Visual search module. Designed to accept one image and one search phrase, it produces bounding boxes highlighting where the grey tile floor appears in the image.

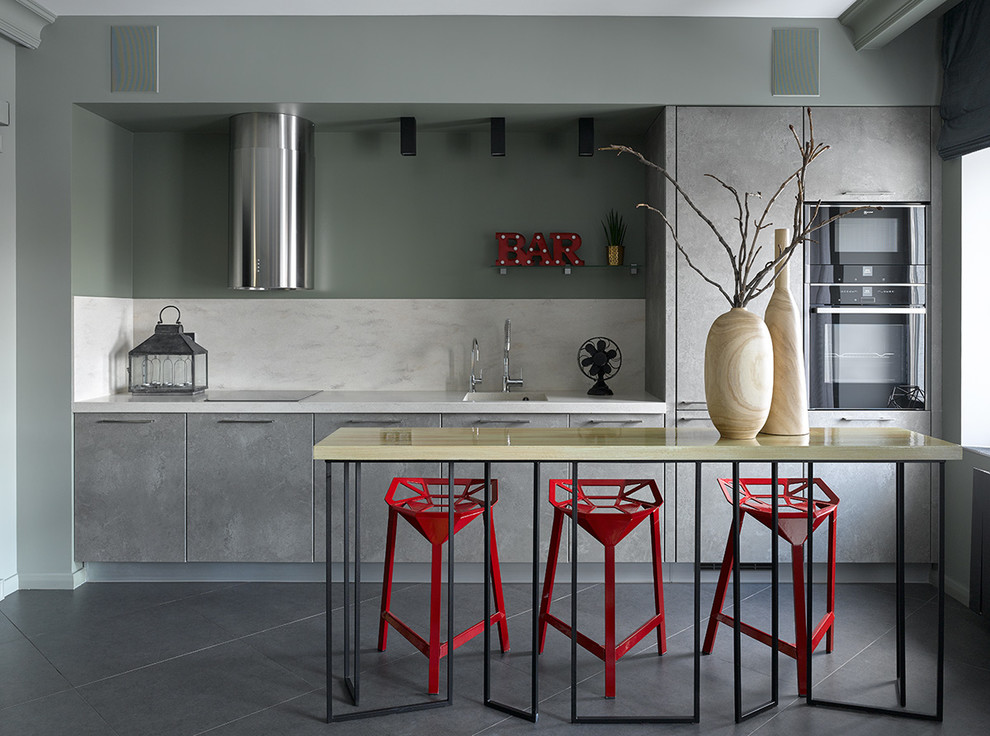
[1,580,988,735]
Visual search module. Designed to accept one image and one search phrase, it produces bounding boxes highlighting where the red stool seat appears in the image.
[702,477,839,696]
[538,479,667,698]
[378,477,510,695]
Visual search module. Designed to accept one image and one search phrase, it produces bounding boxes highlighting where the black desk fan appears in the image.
[578,337,622,396]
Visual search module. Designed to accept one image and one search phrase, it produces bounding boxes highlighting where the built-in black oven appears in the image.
[805,203,928,410]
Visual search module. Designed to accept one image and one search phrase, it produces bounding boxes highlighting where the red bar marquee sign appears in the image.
[495,232,585,267]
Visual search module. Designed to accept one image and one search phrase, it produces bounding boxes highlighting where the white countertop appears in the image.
[73,389,667,414]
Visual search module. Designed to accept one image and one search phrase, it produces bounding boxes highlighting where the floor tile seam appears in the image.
[0,683,77,718]
[64,684,128,736]
[469,669,602,735]
[189,687,322,735]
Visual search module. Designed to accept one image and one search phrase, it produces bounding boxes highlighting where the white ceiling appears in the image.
[40,1,858,19]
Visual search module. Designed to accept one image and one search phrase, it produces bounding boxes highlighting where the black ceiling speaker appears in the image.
[578,117,595,157]
[400,117,417,156]
[491,117,506,157]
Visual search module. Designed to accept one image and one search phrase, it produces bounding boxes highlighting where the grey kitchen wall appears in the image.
[17,14,943,586]
[1,36,17,597]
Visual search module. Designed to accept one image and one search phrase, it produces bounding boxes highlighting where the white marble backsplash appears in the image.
[73,297,133,401]
[74,298,646,396]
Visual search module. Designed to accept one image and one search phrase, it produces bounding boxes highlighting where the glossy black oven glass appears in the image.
[808,307,925,410]
[806,204,925,267]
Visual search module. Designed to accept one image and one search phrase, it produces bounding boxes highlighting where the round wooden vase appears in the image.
[761,230,809,436]
[704,308,773,440]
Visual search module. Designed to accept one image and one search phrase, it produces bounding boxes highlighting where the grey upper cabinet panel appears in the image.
[675,107,805,405]
[74,413,186,562]
[187,413,314,562]
[314,413,441,564]
[805,107,932,203]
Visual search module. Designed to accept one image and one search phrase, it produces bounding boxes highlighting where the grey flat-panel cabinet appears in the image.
[74,413,186,562]
[314,413,441,564]
[807,410,932,563]
[674,107,805,407]
[441,413,568,564]
[805,107,932,203]
[672,412,805,564]
[567,413,670,562]
[186,413,314,562]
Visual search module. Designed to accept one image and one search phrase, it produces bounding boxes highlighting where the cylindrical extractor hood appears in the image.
[229,112,315,290]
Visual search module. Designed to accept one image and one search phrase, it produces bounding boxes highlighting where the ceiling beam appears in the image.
[840,0,954,50]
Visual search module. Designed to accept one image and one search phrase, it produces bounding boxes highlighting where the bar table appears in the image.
[314,425,960,724]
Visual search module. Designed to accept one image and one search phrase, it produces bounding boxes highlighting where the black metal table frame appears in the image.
[323,456,946,725]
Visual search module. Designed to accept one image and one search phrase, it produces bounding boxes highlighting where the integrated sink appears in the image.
[462,391,548,402]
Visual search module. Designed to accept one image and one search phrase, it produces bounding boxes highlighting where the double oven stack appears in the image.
[805,203,928,411]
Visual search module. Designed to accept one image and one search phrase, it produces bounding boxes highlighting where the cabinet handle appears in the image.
[677,401,707,407]
[677,417,711,423]
[584,419,644,425]
[345,419,402,425]
[96,418,155,424]
[473,419,531,425]
[217,419,276,424]
[839,416,892,422]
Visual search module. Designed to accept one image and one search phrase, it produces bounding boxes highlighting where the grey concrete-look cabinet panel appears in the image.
[568,413,670,563]
[672,412,805,564]
[74,413,186,562]
[675,107,805,406]
[186,414,314,562]
[441,413,568,564]
[314,413,441,564]
[807,410,931,563]
[805,107,932,203]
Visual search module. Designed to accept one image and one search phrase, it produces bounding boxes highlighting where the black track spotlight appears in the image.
[578,117,595,157]
[400,116,417,156]
[490,117,506,157]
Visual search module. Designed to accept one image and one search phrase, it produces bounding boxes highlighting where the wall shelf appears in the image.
[494,264,640,276]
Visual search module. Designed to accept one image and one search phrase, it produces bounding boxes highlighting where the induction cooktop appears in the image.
[205,390,321,402]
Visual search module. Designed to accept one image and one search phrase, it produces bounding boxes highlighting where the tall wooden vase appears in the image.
[761,229,809,436]
[704,307,773,440]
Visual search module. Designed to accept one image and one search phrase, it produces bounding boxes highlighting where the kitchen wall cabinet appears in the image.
[804,107,932,203]
[313,413,441,564]
[567,413,671,562]
[186,414,314,562]
[74,414,186,562]
[674,106,806,408]
[441,413,569,564]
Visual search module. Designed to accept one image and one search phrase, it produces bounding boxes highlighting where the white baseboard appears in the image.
[17,567,87,590]
[0,573,19,600]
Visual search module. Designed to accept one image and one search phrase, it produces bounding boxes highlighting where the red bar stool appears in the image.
[702,477,839,696]
[538,479,667,698]
[378,477,510,695]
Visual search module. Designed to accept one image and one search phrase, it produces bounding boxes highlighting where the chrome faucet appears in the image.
[469,338,483,392]
[502,319,524,392]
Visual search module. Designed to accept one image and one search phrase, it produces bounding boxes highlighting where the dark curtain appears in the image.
[938,0,990,159]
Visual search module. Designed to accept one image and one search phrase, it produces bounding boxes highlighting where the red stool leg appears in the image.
[378,507,399,651]
[826,510,837,653]
[791,542,809,697]
[538,508,566,653]
[650,507,667,655]
[702,515,744,654]
[604,543,617,698]
[488,510,511,653]
[428,540,443,695]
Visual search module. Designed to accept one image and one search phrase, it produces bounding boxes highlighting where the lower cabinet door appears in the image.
[313,413,441,564]
[568,414,671,563]
[186,414,314,562]
[808,411,932,563]
[74,413,186,562]
[441,413,569,564]
[673,412,805,564]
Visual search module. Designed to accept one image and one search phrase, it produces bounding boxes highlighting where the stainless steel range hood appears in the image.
[229,112,315,290]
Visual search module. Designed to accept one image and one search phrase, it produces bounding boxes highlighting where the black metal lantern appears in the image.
[128,305,208,395]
